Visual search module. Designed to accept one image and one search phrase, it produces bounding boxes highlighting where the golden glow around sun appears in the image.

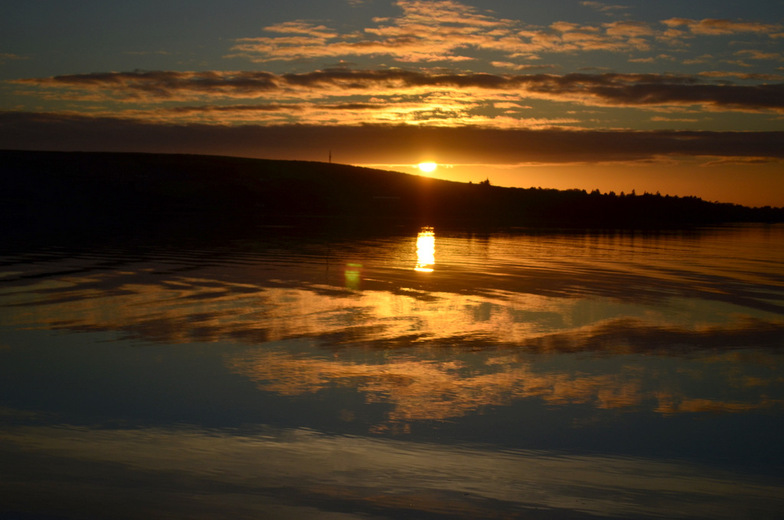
[417,162,437,173]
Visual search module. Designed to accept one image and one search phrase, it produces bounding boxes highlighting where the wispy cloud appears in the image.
[226,1,668,63]
[661,18,782,36]
[226,2,782,67]
[650,116,700,123]
[734,49,784,61]
[580,1,631,15]
[230,0,514,63]
[699,71,784,81]
[0,52,26,64]
[490,62,559,71]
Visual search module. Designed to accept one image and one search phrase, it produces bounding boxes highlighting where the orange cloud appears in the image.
[223,1,782,68]
[231,0,516,63]
[662,18,782,36]
[604,20,655,38]
[699,71,784,81]
[15,70,784,117]
[264,21,339,38]
[225,1,685,64]
[735,49,784,61]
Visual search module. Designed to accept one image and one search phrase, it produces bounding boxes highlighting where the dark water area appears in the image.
[1,222,783,519]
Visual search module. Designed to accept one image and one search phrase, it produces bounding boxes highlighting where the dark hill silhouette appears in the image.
[1,150,782,240]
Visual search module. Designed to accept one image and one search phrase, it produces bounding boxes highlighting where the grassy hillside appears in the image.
[2,150,781,239]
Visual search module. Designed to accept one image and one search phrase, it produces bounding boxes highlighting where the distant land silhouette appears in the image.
[2,150,782,240]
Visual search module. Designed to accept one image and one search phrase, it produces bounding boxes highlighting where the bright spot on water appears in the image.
[415,227,435,272]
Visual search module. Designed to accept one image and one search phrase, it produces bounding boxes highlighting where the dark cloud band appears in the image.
[2,111,782,164]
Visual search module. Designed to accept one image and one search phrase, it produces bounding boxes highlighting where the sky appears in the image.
[1,0,783,206]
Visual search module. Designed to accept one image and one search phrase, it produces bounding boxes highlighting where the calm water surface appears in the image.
[1,224,783,519]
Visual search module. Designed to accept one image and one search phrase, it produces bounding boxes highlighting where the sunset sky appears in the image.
[1,0,783,206]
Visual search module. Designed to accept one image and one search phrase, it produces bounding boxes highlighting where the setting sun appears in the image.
[417,162,437,173]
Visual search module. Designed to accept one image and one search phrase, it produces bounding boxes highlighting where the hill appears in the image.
[1,150,782,239]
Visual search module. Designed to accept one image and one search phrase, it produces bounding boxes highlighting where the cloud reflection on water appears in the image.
[2,275,782,431]
[226,338,784,431]
[1,226,783,431]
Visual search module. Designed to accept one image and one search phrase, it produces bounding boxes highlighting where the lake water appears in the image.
[1,223,783,519]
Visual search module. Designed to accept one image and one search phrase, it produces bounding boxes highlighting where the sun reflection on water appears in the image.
[415,227,435,272]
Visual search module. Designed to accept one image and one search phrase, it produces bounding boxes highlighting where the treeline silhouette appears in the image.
[2,150,781,239]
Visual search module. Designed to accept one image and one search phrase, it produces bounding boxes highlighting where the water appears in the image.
[1,224,783,519]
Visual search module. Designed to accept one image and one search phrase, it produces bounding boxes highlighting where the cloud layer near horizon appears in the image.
[2,111,782,166]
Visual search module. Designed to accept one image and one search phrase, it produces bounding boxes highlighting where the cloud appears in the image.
[0,52,26,64]
[491,62,559,71]
[15,70,784,117]
[650,116,699,123]
[662,18,782,36]
[682,54,714,65]
[603,21,655,38]
[734,49,784,61]
[580,1,630,14]
[13,70,280,101]
[526,74,784,112]
[2,111,782,166]
[699,71,784,81]
[264,21,339,39]
[226,0,676,64]
[223,1,782,67]
[230,0,515,63]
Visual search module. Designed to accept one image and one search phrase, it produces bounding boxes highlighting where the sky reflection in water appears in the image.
[1,224,783,519]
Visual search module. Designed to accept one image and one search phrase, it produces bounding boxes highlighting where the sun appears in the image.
[417,162,437,173]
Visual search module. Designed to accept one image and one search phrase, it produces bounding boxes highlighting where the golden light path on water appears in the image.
[414,226,435,272]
